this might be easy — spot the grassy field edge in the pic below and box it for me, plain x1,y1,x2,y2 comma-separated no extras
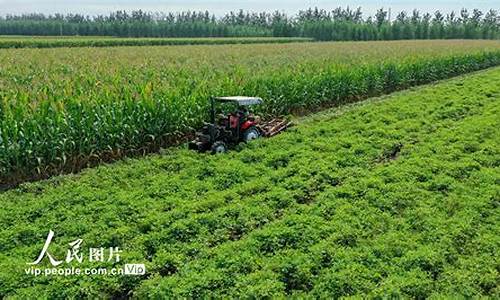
0,37,314,49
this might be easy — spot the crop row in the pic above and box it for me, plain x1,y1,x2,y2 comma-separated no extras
1,40,500,186
0,36,313,49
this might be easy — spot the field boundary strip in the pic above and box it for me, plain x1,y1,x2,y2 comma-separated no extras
0,37,314,49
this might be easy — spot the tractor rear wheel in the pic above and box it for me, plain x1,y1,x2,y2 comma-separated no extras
211,141,227,154
243,127,260,142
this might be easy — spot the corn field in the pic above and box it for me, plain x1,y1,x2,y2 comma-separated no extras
1,40,500,186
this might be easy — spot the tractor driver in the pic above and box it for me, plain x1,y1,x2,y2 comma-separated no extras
237,106,249,118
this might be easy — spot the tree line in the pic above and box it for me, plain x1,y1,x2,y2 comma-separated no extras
0,7,498,40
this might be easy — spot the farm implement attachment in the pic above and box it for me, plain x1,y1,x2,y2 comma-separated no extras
188,96,292,154
259,118,293,138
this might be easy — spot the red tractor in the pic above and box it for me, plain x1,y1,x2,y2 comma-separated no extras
189,96,291,154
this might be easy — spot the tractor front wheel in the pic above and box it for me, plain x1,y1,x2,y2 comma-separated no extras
211,141,228,154
243,127,260,142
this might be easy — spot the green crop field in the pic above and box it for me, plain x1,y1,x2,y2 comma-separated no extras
0,36,313,48
1,40,500,186
1,67,498,298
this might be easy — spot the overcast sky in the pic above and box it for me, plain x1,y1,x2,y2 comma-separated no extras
0,0,498,17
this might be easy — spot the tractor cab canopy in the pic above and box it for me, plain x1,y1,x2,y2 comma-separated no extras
214,96,263,106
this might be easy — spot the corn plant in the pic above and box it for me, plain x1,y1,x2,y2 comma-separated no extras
0,40,499,186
